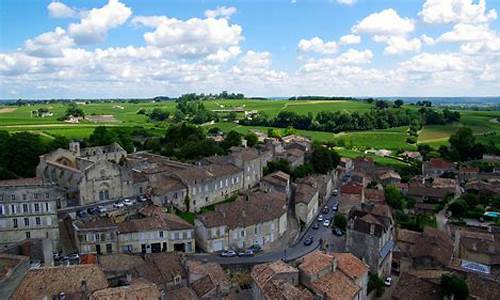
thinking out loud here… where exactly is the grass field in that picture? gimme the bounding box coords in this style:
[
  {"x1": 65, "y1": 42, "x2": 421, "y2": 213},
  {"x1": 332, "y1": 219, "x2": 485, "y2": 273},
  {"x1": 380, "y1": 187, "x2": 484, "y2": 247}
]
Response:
[{"x1": 1, "y1": 100, "x2": 499, "y2": 151}]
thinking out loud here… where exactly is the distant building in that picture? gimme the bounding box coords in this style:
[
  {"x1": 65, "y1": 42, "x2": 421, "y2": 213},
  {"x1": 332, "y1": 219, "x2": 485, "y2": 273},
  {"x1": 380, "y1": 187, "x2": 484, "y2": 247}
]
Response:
[
  {"x1": 422, "y1": 158, "x2": 456, "y2": 178},
  {"x1": 0, "y1": 178, "x2": 61, "y2": 249},
  {"x1": 195, "y1": 191, "x2": 287, "y2": 252}
]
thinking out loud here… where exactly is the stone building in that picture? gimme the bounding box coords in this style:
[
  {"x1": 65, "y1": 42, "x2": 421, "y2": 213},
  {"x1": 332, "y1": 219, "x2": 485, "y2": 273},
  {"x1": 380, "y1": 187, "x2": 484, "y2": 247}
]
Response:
[
  {"x1": 36, "y1": 142, "x2": 132, "y2": 206},
  {"x1": 339, "y1": 182, "x2": 364, "y2": 215},
  {"x1": 346, "y1": 203, "x2": 394, "y2": 278},
  {"x1": 293, "y1": 179, "x2": 319, "y2": 227},
  {"x1": 194, "y1": 191, "x2": 287, "y2": 252},
  {"x1": 73, "y1": 205, "x2": 195, "y2": 254},
  {"x1": 251, "y1": 260, "x2": 312, "y2": 300},
  {"x1": 422, "y1": 158, "x2": 456, "y2": 178},
  {"x1": 260, "y1": 171, "x2": 291, "y2": 197},
  {"x1": 0, "y1": 178, "x2": 61, "y2": 249},
  {"x1": 297, "y1": 250, "x2": 369, "y2": 300},
  {"x1": 185, "y1": 260, "x2": 231, "y2": 299}
]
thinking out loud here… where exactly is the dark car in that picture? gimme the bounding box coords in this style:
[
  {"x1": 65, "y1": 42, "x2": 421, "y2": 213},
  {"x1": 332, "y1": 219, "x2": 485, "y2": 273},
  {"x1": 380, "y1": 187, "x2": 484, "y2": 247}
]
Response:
[
  {"x1": 87, "y1": 207, "x2": 99, "y2": 214},
  {"x1": 322, "y1": 206, "x2": 329, "y2": 214},
  {"x1": 312, "y1": 223, "x2": 320, "y2": 230},
  {"x1": 76, "y1": 210, "x2": 87, "y2": 218},
  {"x1": 220, "y1": 250, "x2": 237, "y2": 257},
  {"x1": 238, "y1": 250, "x2": 254, "y2": 257},
  {"x1": 303, "y1": 236, "x2": 314, "y2": 246},
  {"x1": 333, "y1": 227, "x2": 344, "y2": 236},
  {"x1": 248, "y1": 244, "x2": 262, "y2": 253}
]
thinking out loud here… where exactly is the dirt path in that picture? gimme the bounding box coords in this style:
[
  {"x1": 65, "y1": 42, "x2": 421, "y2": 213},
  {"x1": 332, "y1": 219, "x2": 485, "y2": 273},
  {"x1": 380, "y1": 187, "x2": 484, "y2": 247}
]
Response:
[{"x1": 0, "y1": 107, "x2": 17, "y2": 113}]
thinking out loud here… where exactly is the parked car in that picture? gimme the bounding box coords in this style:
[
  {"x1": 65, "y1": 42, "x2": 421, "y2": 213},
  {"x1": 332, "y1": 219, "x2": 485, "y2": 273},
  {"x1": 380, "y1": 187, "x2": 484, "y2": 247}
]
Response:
[
  {"x1": 384, "y1": 277, "x2": 392, "y2": 286},
  {"x1": 332, "y1": 204, "x2": 338, "y2": 212},
  {"x1": 322, "y1": 206, "x2": 329, "y2": 214},
  {"x1": 122, "y1": 198, "x2": 134, "y2": 206},
  {"x1": 53, "y1": 252, "x2": 62, "y2": 261},
  {"x1": 248, "y1": 244, "x2": 262, "y2": 253},
  {"x1": 87, "y1": 207, "x2": 99, "y2": 214},
  {"x1": 317, "y1": 214, "x2": 324, "y2": 222},
  {"x1": 237, "y1": 250, "x2": 254, "y2": 257},
  {"x1": 323, "y1": 219, "x2": 331, "y2": 227},
  {"x1": 312, "y1": 223, "x2": 320, "y2": 230},
  {"x1": 333, "y1": 189, "x2": 338, "y2": 196},
  {"x1": 76, "y1": 210, "x2": 87, "y2": 218},
  {"x1": 63, "y1": 253, "x2": 80, "y2": 261},
  {"x1": 220, "y1": 250, "x2": 237, "y2": 257},
  {"x1": 303, "y1": 236, "x2": 314, "y2": 246},
  {"x1": 137, "y1": 195, "x2": 148, "y2": 202},
  {"x1": 333, "y1": 227, "x2": 344, "y2": 236},
  {"x1": 97, "y1": 205, "x2": 107, "y2": 213},
  {"x1": 113, "y1": 201, "x2": 124, "y2": 208}
]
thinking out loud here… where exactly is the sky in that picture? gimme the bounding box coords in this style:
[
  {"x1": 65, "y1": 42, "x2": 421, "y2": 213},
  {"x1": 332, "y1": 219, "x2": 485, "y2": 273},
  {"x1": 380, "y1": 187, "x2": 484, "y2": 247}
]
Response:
[{"x1": 0, "y1": 0, "x2": 499, "y2": 99}]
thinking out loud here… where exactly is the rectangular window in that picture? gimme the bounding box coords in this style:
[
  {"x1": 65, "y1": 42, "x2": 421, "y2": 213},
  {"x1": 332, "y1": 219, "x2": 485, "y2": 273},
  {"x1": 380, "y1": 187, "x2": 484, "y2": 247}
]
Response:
[
  {"x1": 13, "y1": 219, "x2": 18, "y2": 228},
  {"x1": 0, "y1": 205, "x2": 3, "y2": 216},
  {"x1": 183, "y1": 232, "x2": 187, "y2": 239},
  {"x1": 241, "y1": 230, "x2": 245, "y2": 237},
  {"x1": 159, "y1": 231, "x2": 164, "y2": 238},
  {"x1": 175, "y1": 232, "x2": 180, "y2": 240},
  {"x1": 22, "y1": 194, "x2": 27, "y2": 200},
  {"x1": 24, "y1": 218, "x2": 29, "y2": 226},
  {"x1": 34, "y1": 203, "x2": 40, "y2": 212},
  {"x1": 106, "y1": 243, "x2": 112, "y2": 253},
  {"x1": 25, "y1": 232, "x2": 31, "y2": 239},
  {"x1": 11, "y1": 194, "x2": 15, "y2": 201},
  {"x1": 47, "y1": 217, "x2": 52, "y2": 226},
  {"x1": 45, "y1": 203, "x2": 49, "y2": 212},
  {"x1": 23, "y1": 204, "x2": 28, "y2": 213},
  {"x1": 36, "y1": 217, "x2": 41, "y2": 225},
  {"x1": 11, "y1": 204, "x2": 16, "y2": 214},
  {"x1": 100, "y1": 234, "x2": 105, "y2": 242},
  {"x1": 45, "y1": 193, "x2": 50, "y2": 199},
  {"x1": 34, "y1": 193, "x2": 38, "y2": 199}
]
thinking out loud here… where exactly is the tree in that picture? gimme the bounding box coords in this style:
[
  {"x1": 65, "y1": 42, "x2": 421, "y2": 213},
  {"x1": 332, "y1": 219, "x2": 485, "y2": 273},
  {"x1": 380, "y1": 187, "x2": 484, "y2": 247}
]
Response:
[
  {"x1": 4, "y1": 132, "x2": 48, "y2": 178},
  {"x1": 264, "y1": 159, "x2": 291, "y2": 176},
  {"x1": 440, "y1": 273, "x2": 469, "y2": 300},
  {"x1": 311, "y1": 146, "x2": 340, "y2": 174},
  {"x1": 394, "y1": 99, "x2": 404, "y2": 108},
  {"x1": 375, "y1": 100, "x2": 389, "y2": 109},
  {"x1": 293, "y1": 163, "x2": 313, "y2": 179},
  {"x1": 449, "y1": 127, "x2": 482, "y2": 161},
  {"x1": 88, "y1": 126, "x2": 118, "y2": 146},
  {"x1": 245, "y1": 132, "x2": 258, "y2": 147},
  {"x1": 227, "y1": 111, "x2": 237, "y2": 122},
  {"x1": 334, "y1": 214, "x2": 347, "y2": 230},
  {"x1": 208, "y1": 127, "x2": 222, "y2": 136},
  {"x1": 448, "y1": 199, "x2": 468, "y2": 218},
  {"x1": 221, "y1": 130, "x2": 242, "y2": 150},
  {"x1": 384, "y1": 185, "x2": 406, "y2": 209},
  {"x1": 149, "y1": 108, "x2": 169, "y2": 121}
]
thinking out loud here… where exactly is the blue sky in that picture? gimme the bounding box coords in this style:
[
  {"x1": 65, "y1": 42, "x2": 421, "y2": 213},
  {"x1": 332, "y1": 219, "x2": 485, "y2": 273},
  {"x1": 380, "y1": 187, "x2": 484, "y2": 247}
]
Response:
[{"x1": 0, "y1": 0, "x2": 499, "y2": 98}]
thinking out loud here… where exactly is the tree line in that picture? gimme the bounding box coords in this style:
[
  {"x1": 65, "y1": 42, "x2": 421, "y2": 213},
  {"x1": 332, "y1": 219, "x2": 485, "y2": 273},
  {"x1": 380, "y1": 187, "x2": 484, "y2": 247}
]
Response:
[{"x1": 240, "y1": 107, "x2": 460, "y2": 133}]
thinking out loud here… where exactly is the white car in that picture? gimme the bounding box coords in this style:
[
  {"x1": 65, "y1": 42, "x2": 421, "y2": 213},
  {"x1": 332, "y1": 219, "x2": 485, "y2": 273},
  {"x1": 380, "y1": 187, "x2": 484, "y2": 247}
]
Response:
[
  {"x1": 384, "y1": 277, "x2": 392, "y2": 286},
  {"x1": 317, "y1": 214, "x2": 324, "y2": 222},
  {"x1": 113, "y1": 201, "x2": 124, "y2": 208},
  {"x1": 97, "y1": 205, "x2": 107, "y2": 213},
  {"x1": 323, "y1": 219, "x2": 331, "y2": 227},
  {"x1": 333, "y1": 189, "x2": 338, "y2": 196},
  {"x1": 122, "y1": 199, "x2": 134, "y2": 206},
  {"x1": 138, "y1": 196, "x2": 148, "y2": 202}
]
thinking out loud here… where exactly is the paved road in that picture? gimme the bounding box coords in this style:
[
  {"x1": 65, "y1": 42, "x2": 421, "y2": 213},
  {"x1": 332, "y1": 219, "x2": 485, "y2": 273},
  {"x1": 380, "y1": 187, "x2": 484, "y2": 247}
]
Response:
[{"x1": 190, "y1": 188, "x2": 341, "y2": 265}]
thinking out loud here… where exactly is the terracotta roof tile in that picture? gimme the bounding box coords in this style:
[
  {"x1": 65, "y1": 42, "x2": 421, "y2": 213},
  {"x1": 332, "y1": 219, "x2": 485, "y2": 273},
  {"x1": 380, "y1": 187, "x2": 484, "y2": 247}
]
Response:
[
  {"x1": 298, "y1": 250, "x2": 334, "y2": 276},
  {"x1": 11, "y1": 265, "x2": 108, "y2": 300},
  {"x1": 0, "y1": 177, "x2": 45, "y2": 187},
  {"x1": 310, "y1": 271, "x2": 360, "y2": 300},
  {"x1": 98, "y1": 253, "x2": 144, "y2": 273},
  {"x1": 332, "y1": 253, "x2": 368, "y2": 280}
]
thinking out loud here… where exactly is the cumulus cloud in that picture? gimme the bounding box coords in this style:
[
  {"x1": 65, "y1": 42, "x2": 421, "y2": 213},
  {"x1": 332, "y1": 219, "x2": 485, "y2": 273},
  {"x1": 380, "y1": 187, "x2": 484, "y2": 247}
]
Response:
[
  {"x1": 339, "y1": 34, "x2": 361, "y2": 45},
  {"x1": 68, "y1": 0, "x2": 132, "y2": 44},
  {"x1": 47, "y1": 1, "x2": 77, "y2": 18},
  {"x1": 352, "y1": 9, "x2": 415, "y2": 37},
  {"x1": 24, "y1": 27, "x2": 74, "y2": 58},
  {"x1": 420, "y1": 0, "x2": 497, "y2": 24},
  {"x1": 204, "y1": 6, "x2": 237, "y2": 19},
  {"x1": 298, "y1": 37, "x2": 338, "y2": 54},
  {"x1": 383, "y1": 36, "x2": 422, "y2": 55}
]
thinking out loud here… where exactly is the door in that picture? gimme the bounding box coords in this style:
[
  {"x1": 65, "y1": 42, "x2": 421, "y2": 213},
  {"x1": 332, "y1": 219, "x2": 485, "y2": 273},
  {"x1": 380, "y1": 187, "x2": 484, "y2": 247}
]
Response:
[
  {"x1": 96, "y1": 244, "x2": 101, "y2": 255},
  {"x1": 212, "y1": 240, "x2": 223, "y2": 252}
]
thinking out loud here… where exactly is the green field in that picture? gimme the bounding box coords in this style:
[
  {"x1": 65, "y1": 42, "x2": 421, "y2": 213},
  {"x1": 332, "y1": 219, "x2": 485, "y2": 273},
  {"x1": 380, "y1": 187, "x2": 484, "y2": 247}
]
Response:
[{"x1": 1, "y1": 100, "x2": 499, "y2": 152}]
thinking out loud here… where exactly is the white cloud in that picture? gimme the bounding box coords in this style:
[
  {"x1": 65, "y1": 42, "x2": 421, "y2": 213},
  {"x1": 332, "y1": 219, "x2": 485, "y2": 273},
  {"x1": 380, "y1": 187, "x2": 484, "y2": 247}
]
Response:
[
  {"x1": 68, "y1": 0, "x2": 132, "y2": 44},
  {"x1": 420, "y1": 34, "x2": 436, "y2": 46},
  {"x1": 298, "y1": 37, "x2": 338, "y2": 54},
  {"x1": 336, "y1": 0, "x2": 357, "y2": 5},
  {"x1": 47, "y1": 1, "x2": 77, "y2": 18},
  {"x1": 420, "y1": 0, "x2": 497, "y2": 24},
  {"x1": 139, "y1": 17, "x2": 242, "y2": 59},
  {"x1": 24, "y1": 27, "x2": 74, "y2": 58},
  {"x1": 339, "y1": 34, "x2": 361, "y2": 45},
  {"x1": 352, "y1": 9, "x2": 415, "y2": 37},
  {"x1": 384, "y1": 36, "x2": 422, "y2": 55},
  {"x1": 204, "y1": 6, "x2": 237, "y2": 19}
]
